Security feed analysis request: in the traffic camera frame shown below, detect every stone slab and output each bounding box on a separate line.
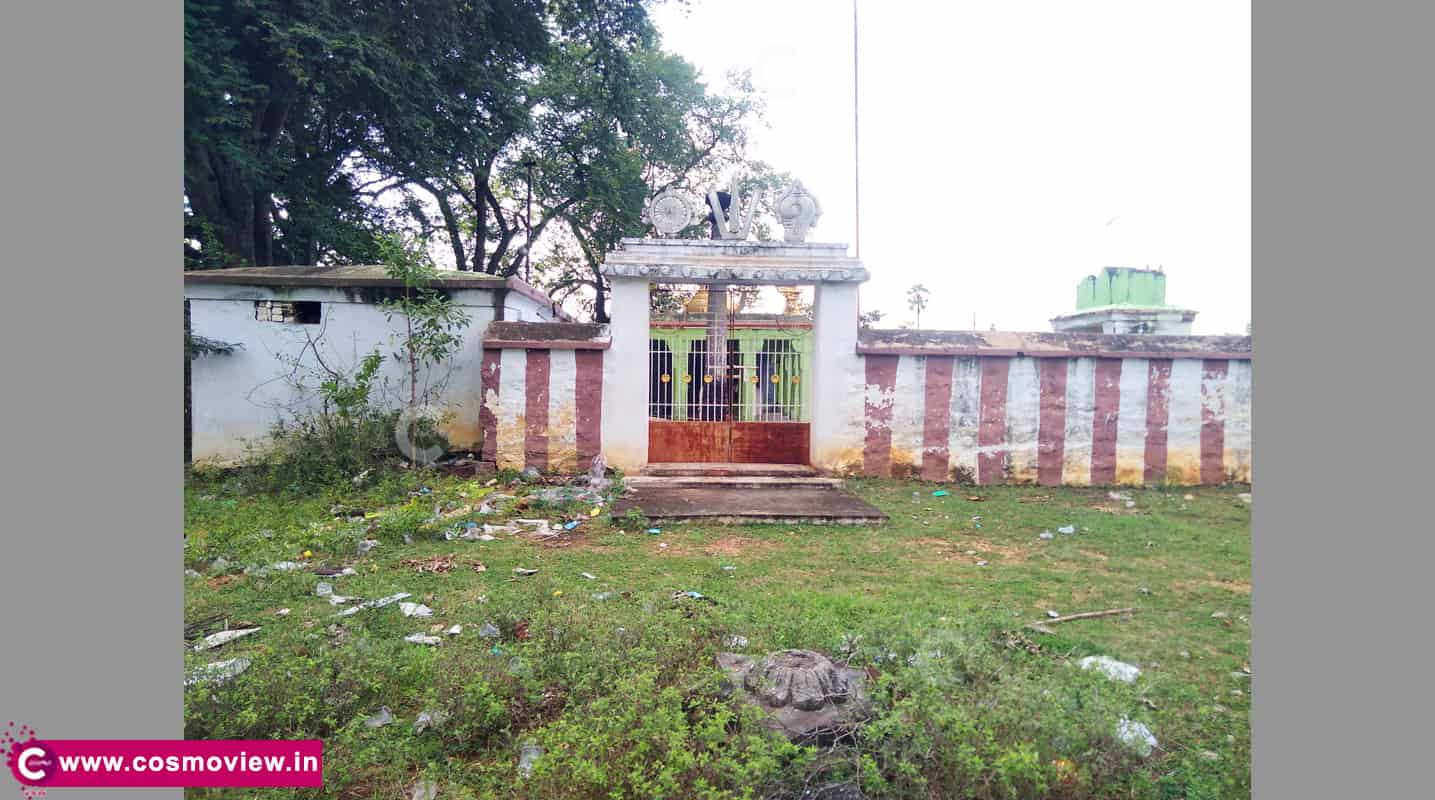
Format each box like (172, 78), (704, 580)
(611, 485), (886, 524)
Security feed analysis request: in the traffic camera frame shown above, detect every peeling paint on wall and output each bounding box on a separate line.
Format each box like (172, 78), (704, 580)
(1114, 357), (1150, 485)
(1061, 358), (1097, 486)
(547, 350), (579, 473)
(851, 352), (1250, 486)
(1163, 359), (1204, 484)
(1004, 358), (1041, 484)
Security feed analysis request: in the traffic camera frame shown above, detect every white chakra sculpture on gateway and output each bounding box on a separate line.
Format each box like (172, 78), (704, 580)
(642, 188), (696, 235)
(775, 180), (822, 242)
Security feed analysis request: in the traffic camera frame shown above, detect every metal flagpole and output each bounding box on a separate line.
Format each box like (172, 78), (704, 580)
(853, 0), (861, 260)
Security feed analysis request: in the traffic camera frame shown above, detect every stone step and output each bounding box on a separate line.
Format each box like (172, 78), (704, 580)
(611, 485), (886, 526)
(641, 462), (818, 478)
(626, 475), (843, 489)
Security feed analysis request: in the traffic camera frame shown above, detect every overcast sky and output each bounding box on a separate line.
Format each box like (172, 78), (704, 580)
(650, 0), (1250, 334)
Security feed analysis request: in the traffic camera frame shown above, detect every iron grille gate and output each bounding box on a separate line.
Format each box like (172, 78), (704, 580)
(648, 306), (810, 464)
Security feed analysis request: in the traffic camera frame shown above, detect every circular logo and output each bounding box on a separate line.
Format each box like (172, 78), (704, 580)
(394, 405), (446, 466)
(12, 741), (57, 786)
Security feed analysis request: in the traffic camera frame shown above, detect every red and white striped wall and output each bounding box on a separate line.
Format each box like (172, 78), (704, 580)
(479, 347), (604, 472)
(858, 354), (1251, 485)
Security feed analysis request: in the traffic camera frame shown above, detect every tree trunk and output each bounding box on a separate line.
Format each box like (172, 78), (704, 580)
(184, 141), (256, 265)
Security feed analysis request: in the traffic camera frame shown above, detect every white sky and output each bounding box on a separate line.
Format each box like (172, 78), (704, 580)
(650, 0), (1251, 334)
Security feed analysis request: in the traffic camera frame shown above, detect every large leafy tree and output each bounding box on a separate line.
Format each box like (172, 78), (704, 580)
(185, 0), (779, 323)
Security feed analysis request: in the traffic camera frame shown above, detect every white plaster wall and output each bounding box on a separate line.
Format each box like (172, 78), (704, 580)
(494, 349), (528, 470)
(888, 356), (927, 475)
(1114, 358), (1151, 484)
(947, 357), (982, 483)
(1224, 360), (1253, 482)
(187, 283), (552, 464)
(600, 276), (649, 472)
(1003, 358), (1041, 484)
(1164, 359), (1205, 483)
(547, 349), (579, 473)
(1062, 358), (1097, 486)
(810, 283), (866, 473)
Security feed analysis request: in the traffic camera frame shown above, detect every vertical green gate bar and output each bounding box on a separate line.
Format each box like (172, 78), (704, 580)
(649, 325), (811, 422)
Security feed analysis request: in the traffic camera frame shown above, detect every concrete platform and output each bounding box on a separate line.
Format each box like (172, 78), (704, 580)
(611, 484), (886, 525)
(642, 463), (819, 478)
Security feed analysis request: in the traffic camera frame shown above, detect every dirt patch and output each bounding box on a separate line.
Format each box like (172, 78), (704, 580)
(1076, 549), (1110, 561)
(703, 536), (781, 557)
(909, 536), (1029, 562)
(1175, 578), (1252, 595)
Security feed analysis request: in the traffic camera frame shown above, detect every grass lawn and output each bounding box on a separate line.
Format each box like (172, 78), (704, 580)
(184, 468), (1251, 799)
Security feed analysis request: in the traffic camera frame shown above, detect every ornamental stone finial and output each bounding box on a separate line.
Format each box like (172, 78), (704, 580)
(706, 175), (757, 240)
(775, 180), (822, 242)
(642, 188), (696, 235)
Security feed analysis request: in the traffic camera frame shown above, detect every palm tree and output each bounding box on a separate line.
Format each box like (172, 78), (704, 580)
(906, 283), (931, 329)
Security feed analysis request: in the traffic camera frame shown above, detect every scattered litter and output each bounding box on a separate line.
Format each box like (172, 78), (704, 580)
(1057, 525), (1076, 535)
(581, 572), (596, 580)
(404, 633), (443, 646)
(589, 506), (602, 517)
(193, 628), (260, 651)
(966, 496), (983, 502)
(399, 602), (434, 618)
(1038, 531), (1054, 540)
(275, 608), (290, 617)
(315, 582), (334, 597)
(357, 539), (380, 556)
(446, 624), (462, 637)
(975, 560), (989, 567)
(513, 567), (538, 576)
(211, 557), (230, 573)
(932, 490), (949, 497)
(1116, 717), (1158, 757)
(1237, 492), (1251, 504)
(552, 590), (563, 597)
(1046, 610), (1060, 619)
(478, 622), (501, 639)
(471, 562), (486, 573)
(313, 566), (358, 577)
(646, 528), (662, 535)
(336, 592), (412, 617)
(1138, 586), (1151, 595)
(673, 590), (715, 604)
(411, 779), (439, 800)
(658, 543), (668, 549)
(1125, 501), (1136, 508)
(185, 569), (202, 579)
(518, 742), (543, 778)
(1184, 494), (1195, 501)
(249, 560), (304, 577)
(364, 707), (394, 728)
(1079, 655), (1142, 683)
(722, 565), (736, 572)
(1199, 750), (1220, 762)
(515, 620), (530, 641)
(327, 594), (355, 606)
(401, 554), (457, 575)
(413, 710), (448, 734)
(592, 592), (613, 601)
(1108, 491), (1132, 502)
(184, 657), (250, 687)
(563, 520), (580, 531)
(1211, 611), (1229, 619)
(521, 466), (543, 483)
(725, 635), (749, 649)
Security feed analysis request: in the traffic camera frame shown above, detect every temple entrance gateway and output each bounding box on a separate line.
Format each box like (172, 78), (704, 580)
(647, 288), (811, 464)
(598, 176), (869, 475)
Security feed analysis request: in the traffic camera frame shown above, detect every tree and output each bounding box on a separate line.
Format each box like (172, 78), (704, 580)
(859, 309), (885, 329)
(183, 0), (639, 268)
(375, 235), (472, 409)
(906, 284), (931, 329)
